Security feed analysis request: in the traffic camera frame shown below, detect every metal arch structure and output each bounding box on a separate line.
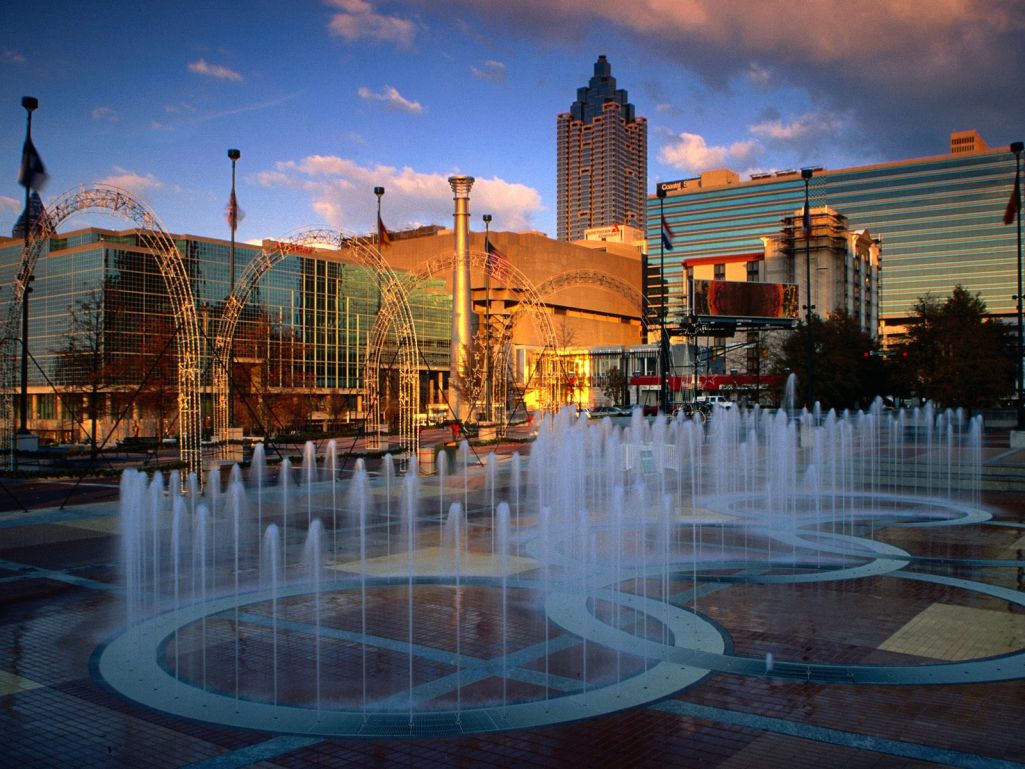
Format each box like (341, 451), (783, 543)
(0, 184), (203, 477)
(367, 248), (566, 421)
(211, 226), (421, 460)
(530, 270), (650, 333)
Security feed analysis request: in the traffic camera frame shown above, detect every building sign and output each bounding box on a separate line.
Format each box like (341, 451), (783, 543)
(691, 279), (799, 320)
(657, 178), (699, 195)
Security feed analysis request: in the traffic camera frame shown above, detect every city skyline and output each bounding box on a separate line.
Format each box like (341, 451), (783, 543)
(2, 1), (1022, 243)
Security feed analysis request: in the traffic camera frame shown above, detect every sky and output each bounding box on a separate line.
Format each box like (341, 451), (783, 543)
(1, 0), (1023, 243)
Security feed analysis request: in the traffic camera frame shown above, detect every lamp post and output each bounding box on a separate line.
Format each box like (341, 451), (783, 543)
(1012, 141), (1024, 429)
(801, 168), (816, 411)
(483, 213), (492, 422)
(656, 185), (671, 415)
(374, 186), (385, 240)
(19, 96), (39, 438)
(226, 148), (240, 431)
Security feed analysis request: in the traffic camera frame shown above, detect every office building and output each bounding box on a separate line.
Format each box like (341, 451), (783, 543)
(557, 55), (647, 241)
(648, 131), (1020, 344)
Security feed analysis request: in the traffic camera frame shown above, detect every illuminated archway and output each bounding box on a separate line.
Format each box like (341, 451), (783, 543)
(1, 185), (202, 478)
(212, 227), (420, 459)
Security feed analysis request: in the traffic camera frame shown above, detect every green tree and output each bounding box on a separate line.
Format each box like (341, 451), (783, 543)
(771, 310), (886, 410)
(898, 285), (1014, 410)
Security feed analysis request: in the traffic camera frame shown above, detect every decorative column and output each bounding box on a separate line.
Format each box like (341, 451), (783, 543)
(448, 175), (475, 422)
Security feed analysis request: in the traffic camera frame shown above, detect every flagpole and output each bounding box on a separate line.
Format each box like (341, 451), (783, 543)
(483, 213), (492, 422)
(227, 148), (240, 432)
(1012, 141), (1024, 429)
(657, 186), (670, 415)
(802, 168), (815, 411)
(19, 96), (38, 439)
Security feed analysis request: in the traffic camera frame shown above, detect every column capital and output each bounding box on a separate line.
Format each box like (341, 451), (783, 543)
(448, 175), (475, 198)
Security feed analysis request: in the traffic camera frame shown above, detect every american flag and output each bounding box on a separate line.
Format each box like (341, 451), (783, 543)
(486, 241), (511, 281)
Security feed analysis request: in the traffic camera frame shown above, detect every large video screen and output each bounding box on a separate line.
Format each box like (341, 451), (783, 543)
(691, 279), (799, 320)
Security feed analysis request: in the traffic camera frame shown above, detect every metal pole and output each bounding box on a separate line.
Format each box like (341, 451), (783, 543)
(1012, 142), (1024, 429)
(802, 168), (815, 410)
(657, 186), (670, 414)
(483, 213), (492, 422)
(19, 96), (38, 437)
(227, 148), (240, 431)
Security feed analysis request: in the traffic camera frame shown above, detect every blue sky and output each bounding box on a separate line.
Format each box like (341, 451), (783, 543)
(2, 1), (1023, 242)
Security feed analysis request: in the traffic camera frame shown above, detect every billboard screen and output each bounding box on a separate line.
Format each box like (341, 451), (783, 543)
(691, 279), (799, 320)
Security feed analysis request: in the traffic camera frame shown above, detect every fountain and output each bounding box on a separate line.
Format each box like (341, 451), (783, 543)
(100, 392), (1019, 738)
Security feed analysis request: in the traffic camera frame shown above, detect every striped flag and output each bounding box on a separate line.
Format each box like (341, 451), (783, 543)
(377, 213), (392, 247)
(1004, 166), (1021, 225)
(226, 189), (244, 230)
(660, 214), (674, 251)
(486, 240), (511, 281)
(18, 136), (48, 191)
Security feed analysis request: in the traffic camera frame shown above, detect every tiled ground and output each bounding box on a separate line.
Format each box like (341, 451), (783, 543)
(1, 480), (1024, 768)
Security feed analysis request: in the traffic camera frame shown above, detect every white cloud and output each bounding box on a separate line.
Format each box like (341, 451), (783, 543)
(326, 0), (416, 47)
(745, 62), (771, 87)
(99, 167), (163, 195)
(257, 154), (543, 232)
(471, 59), (506, 82)
(357, 85), (424, 113)
(749, 111), (843, 142)
(659, 132), (760, 174)
(188, 58), (243, 82)
(655, 103), (673, 113)
(91, 106), (119, 122)
(0, 195), (20, 213)
(1, 49), (26, 64)
(164, 101), (196, 114)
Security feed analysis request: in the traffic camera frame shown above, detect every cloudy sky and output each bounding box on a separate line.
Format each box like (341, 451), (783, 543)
(1, 0), (1022, 241)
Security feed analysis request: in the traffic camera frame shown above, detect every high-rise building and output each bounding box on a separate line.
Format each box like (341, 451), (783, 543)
(646, 131), (1020, 344)
(557, 55), (647, 241)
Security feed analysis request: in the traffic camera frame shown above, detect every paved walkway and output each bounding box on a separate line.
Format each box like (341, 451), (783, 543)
(2, 444), (1025, 767)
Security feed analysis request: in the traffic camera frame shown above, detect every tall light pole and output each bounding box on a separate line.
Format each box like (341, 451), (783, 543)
(18, 94), (38, 438)
(374, 186), (385, 242)
(483, 213), (493, 422)
(801, 168), (815, 410)
(657, 185), (671, 414)
(448, 176), (475, 423)
(226, 148), (240, 430)
(1011, 141), (1024, 429)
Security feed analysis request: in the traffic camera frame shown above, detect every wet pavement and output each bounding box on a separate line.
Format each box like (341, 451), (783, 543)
(1, 470), (1024, 768)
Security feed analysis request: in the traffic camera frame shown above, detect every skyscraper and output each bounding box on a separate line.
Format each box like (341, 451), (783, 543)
(557, 55), (647, 241)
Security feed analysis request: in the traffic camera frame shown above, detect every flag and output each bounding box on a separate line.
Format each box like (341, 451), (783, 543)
(1004, 167), (1021, 225)
(660, 213), (673, 251)
(11, 191), (47, 239)
(486, 240), (511, 281)
(18, 136), (48, 191)
(802, 203), (812, 238)
(226, 189), (244, 230)
(377, 213), (392, 247)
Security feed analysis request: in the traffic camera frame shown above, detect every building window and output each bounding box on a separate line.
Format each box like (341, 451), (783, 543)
(714, 263), (725, 281)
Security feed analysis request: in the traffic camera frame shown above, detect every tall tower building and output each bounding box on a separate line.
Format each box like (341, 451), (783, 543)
(557, 55), (647, 241)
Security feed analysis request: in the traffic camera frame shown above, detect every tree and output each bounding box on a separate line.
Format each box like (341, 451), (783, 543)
(129, 316), (178, 439)
(771, 310), (886, 410)
(601, 366), (628, 407)
(898, 285), (1014, 410)
(53, 288), (119, 458)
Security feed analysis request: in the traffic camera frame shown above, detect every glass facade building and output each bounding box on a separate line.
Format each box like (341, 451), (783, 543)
(646, 137), (1021, 335)
(0, 228), (451, 440)
(557, 56), (647, 241)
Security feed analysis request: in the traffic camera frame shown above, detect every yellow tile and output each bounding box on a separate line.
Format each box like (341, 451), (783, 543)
(0, 670), (43, 695)
(879, 602), (1025, 660)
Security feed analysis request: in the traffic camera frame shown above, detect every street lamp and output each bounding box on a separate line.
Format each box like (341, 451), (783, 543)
(801, 168), (815, 411)
(19, 96), (39, 438)
(656, 185), (671, 415)
(483, 213), (493, 422)
(1011, 141), (1024, 428)
(226, 148), (240, 431)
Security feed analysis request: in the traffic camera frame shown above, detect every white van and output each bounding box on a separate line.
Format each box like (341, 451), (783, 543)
(695, 395), (734, 409)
